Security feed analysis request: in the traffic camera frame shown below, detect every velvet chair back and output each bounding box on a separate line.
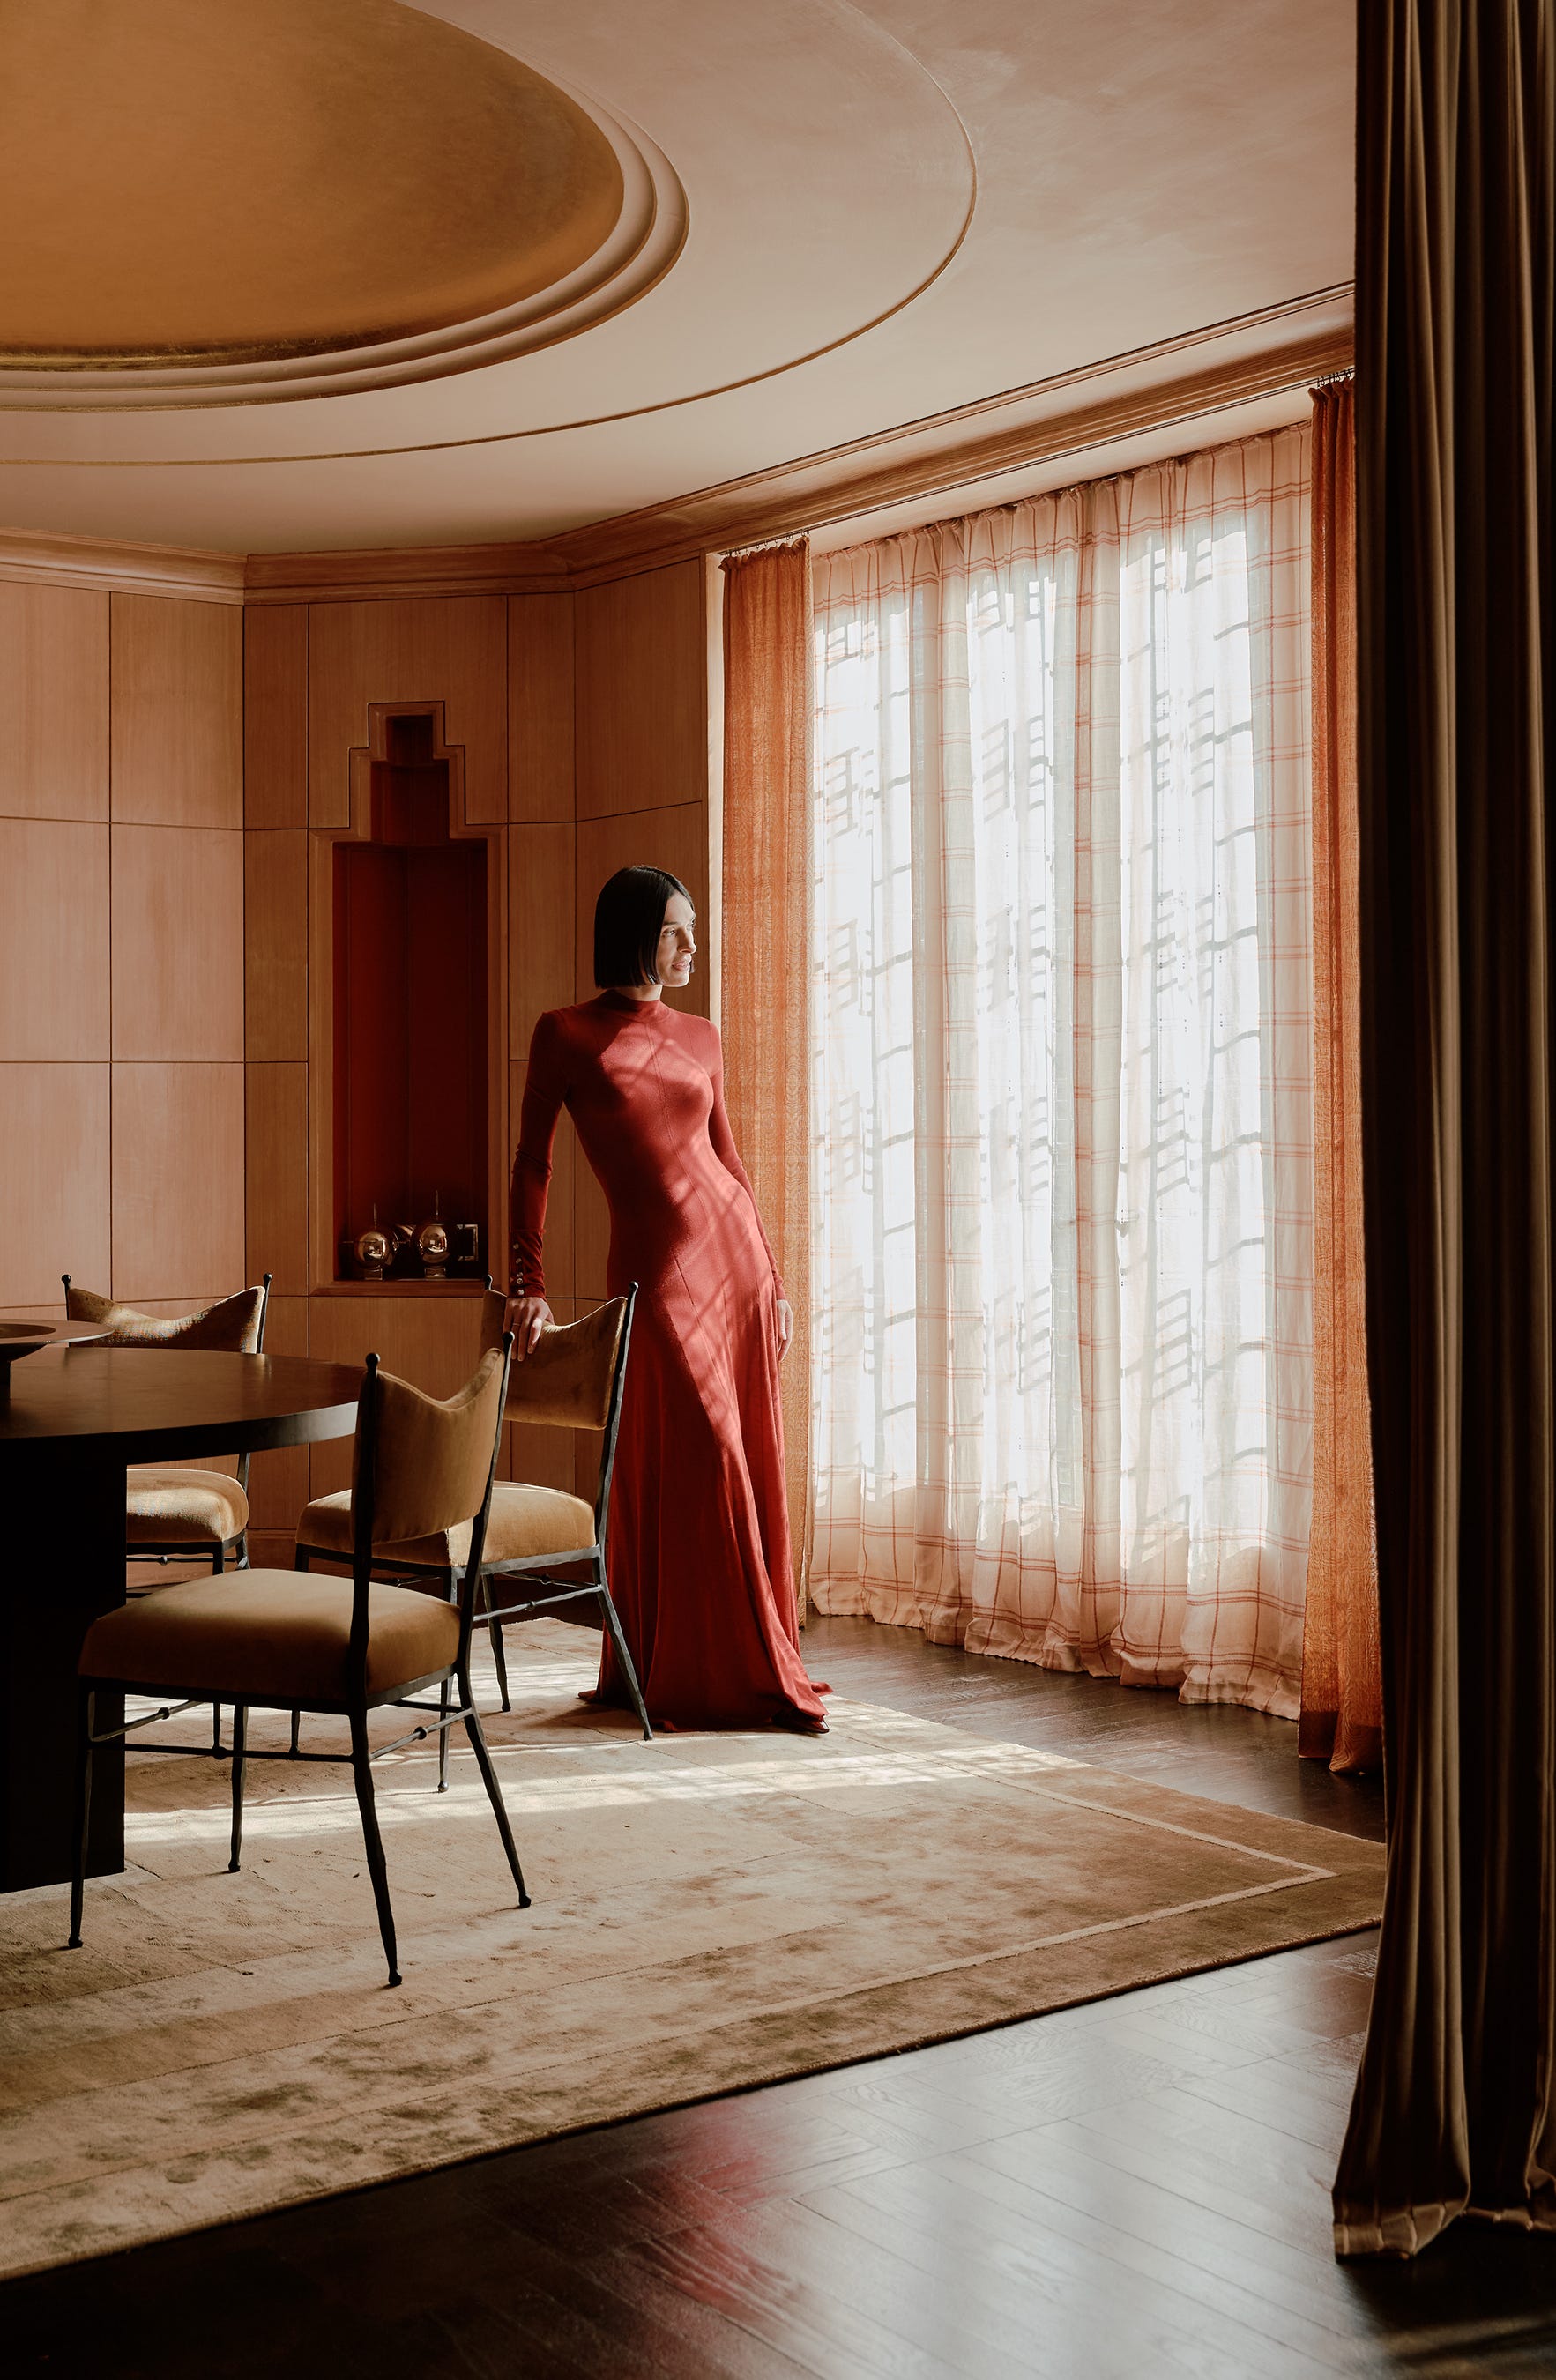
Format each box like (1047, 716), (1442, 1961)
(352, 1348), (509, 1551)
(479, 1290), (629, 1432)
(63, 1281), (268, 1354)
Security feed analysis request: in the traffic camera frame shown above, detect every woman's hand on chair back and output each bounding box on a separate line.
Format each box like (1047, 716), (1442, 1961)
(505, 1294), (554, 1361)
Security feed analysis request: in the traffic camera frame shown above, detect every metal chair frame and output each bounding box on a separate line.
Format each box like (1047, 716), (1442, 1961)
(62, 1271), (273, 1574)
(294, 1284), (651, 1754)
(69, 1338), (527, 1987)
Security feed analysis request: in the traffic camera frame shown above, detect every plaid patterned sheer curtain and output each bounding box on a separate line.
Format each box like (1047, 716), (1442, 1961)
(809, 428), (1314, 1714)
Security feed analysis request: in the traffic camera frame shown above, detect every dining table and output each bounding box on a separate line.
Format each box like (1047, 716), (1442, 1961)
(0, 1337), (365, 1893)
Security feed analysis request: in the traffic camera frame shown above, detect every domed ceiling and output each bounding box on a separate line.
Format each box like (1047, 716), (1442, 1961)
(0, 0), (1354, 552)
(0, 0), (632, 373)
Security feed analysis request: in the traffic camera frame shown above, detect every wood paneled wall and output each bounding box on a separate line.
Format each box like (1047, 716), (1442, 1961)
(243, 557), (713, 1555)
(0, 579), (244, 1326)
(2, 541), (714, 1556)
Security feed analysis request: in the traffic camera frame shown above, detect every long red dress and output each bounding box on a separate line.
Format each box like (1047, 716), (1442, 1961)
(509, 992), (825, 1729)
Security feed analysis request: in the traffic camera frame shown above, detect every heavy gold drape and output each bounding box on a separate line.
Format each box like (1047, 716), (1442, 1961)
(719, 540), (813, 1612)
(1299, 381), (1384, 1776)
(1336, 0), (1556, 2256)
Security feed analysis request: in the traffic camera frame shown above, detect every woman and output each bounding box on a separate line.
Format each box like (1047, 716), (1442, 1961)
(506, 866), (827, 1732)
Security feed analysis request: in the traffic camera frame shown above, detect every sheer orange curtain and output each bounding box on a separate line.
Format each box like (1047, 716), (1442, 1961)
(1299, 380), (1383, 1775)
(719, 539), (813, 1611)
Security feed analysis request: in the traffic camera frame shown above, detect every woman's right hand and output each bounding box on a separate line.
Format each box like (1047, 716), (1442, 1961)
(504, 1293), (554, 1360)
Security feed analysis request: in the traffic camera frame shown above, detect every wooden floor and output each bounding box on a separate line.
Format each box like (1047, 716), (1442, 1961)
(9, 1616), (1556, 2380)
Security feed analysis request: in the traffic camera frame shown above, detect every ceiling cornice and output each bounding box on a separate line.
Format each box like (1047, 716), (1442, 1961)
(0, 524), (245, 602)
(555, 309), (1354, 581)
(242, 541), (570, 603)
(246, 286), (1353, 599)
(1, 288), (1353, 606)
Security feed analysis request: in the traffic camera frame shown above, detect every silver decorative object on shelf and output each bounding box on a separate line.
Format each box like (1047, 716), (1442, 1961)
(415, 1211), (450, 1279)
(351, 1224), (391, 1280)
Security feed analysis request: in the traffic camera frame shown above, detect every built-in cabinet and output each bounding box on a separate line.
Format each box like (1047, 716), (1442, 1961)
(325, 705), (496, 1284)
(331, 712), (490, 1280)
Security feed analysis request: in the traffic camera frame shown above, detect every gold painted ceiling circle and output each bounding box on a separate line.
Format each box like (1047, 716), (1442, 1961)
(0, 0), (629, 368)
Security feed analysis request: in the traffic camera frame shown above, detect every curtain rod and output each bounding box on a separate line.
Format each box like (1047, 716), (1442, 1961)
(740, 368), (1342, 555)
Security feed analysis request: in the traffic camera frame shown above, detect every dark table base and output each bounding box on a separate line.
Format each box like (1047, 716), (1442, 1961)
(0, 1447), (125, 1891)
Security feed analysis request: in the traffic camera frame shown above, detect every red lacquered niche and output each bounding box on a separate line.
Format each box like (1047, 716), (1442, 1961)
(331, 710), (488, 1280)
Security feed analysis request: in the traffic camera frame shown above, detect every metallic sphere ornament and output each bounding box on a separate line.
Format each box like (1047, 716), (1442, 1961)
(415, 1215), (450, 1279)
(353, 1225), (391, 1280)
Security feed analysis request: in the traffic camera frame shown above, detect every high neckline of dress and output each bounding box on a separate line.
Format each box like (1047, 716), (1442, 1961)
(599, 989), (667, 1017)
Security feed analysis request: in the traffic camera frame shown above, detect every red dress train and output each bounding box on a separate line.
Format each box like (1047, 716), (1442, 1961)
(508, 993), (824, 1729)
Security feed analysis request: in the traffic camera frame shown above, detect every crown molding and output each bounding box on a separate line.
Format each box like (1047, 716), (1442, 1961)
(0, 524), (245, 602)
(549, 286), (1354, 581)
(4, 286), (1353, 606)
(242, 540), (570, 605)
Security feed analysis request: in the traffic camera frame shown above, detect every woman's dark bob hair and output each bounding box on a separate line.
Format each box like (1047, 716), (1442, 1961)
(592, 865), (692, 989)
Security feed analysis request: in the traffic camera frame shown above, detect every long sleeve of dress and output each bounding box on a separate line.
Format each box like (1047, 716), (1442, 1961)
(508, 1013), (570, 1298)
(706, 1029), (784, 1297)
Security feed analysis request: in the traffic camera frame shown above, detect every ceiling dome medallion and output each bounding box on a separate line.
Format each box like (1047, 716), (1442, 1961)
(0, 0), (685, 409)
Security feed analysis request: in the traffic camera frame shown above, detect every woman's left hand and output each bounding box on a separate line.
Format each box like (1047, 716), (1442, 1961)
(776, 1298), (793, 1360)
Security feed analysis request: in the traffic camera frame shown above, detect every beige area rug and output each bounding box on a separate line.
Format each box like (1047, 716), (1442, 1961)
(0, 1622), (1382, 2278)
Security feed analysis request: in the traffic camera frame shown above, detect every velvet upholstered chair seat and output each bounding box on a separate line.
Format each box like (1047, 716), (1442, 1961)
(296, 1480), (597, 1570)
(80, 1569), (462, 1706)
(123, 1467), (250, 1548)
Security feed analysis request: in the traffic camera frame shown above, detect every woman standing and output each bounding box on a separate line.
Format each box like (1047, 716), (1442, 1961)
(506, 866), (826, 1732)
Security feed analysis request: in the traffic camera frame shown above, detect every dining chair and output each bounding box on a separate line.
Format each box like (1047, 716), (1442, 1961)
(62, 1275), (272, 1575)
(69, 1340), (526, 1987)
(294, 1284), (651, 1753)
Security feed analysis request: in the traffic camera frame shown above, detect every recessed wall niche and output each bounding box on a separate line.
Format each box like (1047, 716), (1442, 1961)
(331, 709), (488, 1283)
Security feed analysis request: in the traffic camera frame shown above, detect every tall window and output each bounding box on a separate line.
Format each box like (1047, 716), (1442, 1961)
(809, 430), (1313, 1715)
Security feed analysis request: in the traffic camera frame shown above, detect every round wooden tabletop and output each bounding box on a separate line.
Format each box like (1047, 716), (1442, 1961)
(0, 1346), (364, 1461)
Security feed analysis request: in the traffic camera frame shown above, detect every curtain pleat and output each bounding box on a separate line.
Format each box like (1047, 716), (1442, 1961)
(1336, 0), (1556, 2257)
(1299, 382), (1384, 1776)
(719, 540), (814, 1612)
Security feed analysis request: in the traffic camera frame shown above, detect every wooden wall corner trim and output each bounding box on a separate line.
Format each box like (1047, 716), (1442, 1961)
(704, 551), (726, 1025)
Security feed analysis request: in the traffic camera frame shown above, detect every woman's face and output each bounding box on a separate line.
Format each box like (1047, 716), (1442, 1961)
(655, 892), (696, 989)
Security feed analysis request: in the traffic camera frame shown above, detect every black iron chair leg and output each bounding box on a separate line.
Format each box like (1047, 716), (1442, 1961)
(599, 1575), (653, 1740)
(458, 1669), (529, 1906)
(212, 1700), (222, 1754)
(480, 1573), (511, 1712)
(437, 1676), (451, 1790)
(68, 1687), (94, 1948)
(292, 1542), (311, 1770)
(227, 1702), (247, 1872)
(348, 1707), (400, 1985)
(289, 1556), (308, 1751)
